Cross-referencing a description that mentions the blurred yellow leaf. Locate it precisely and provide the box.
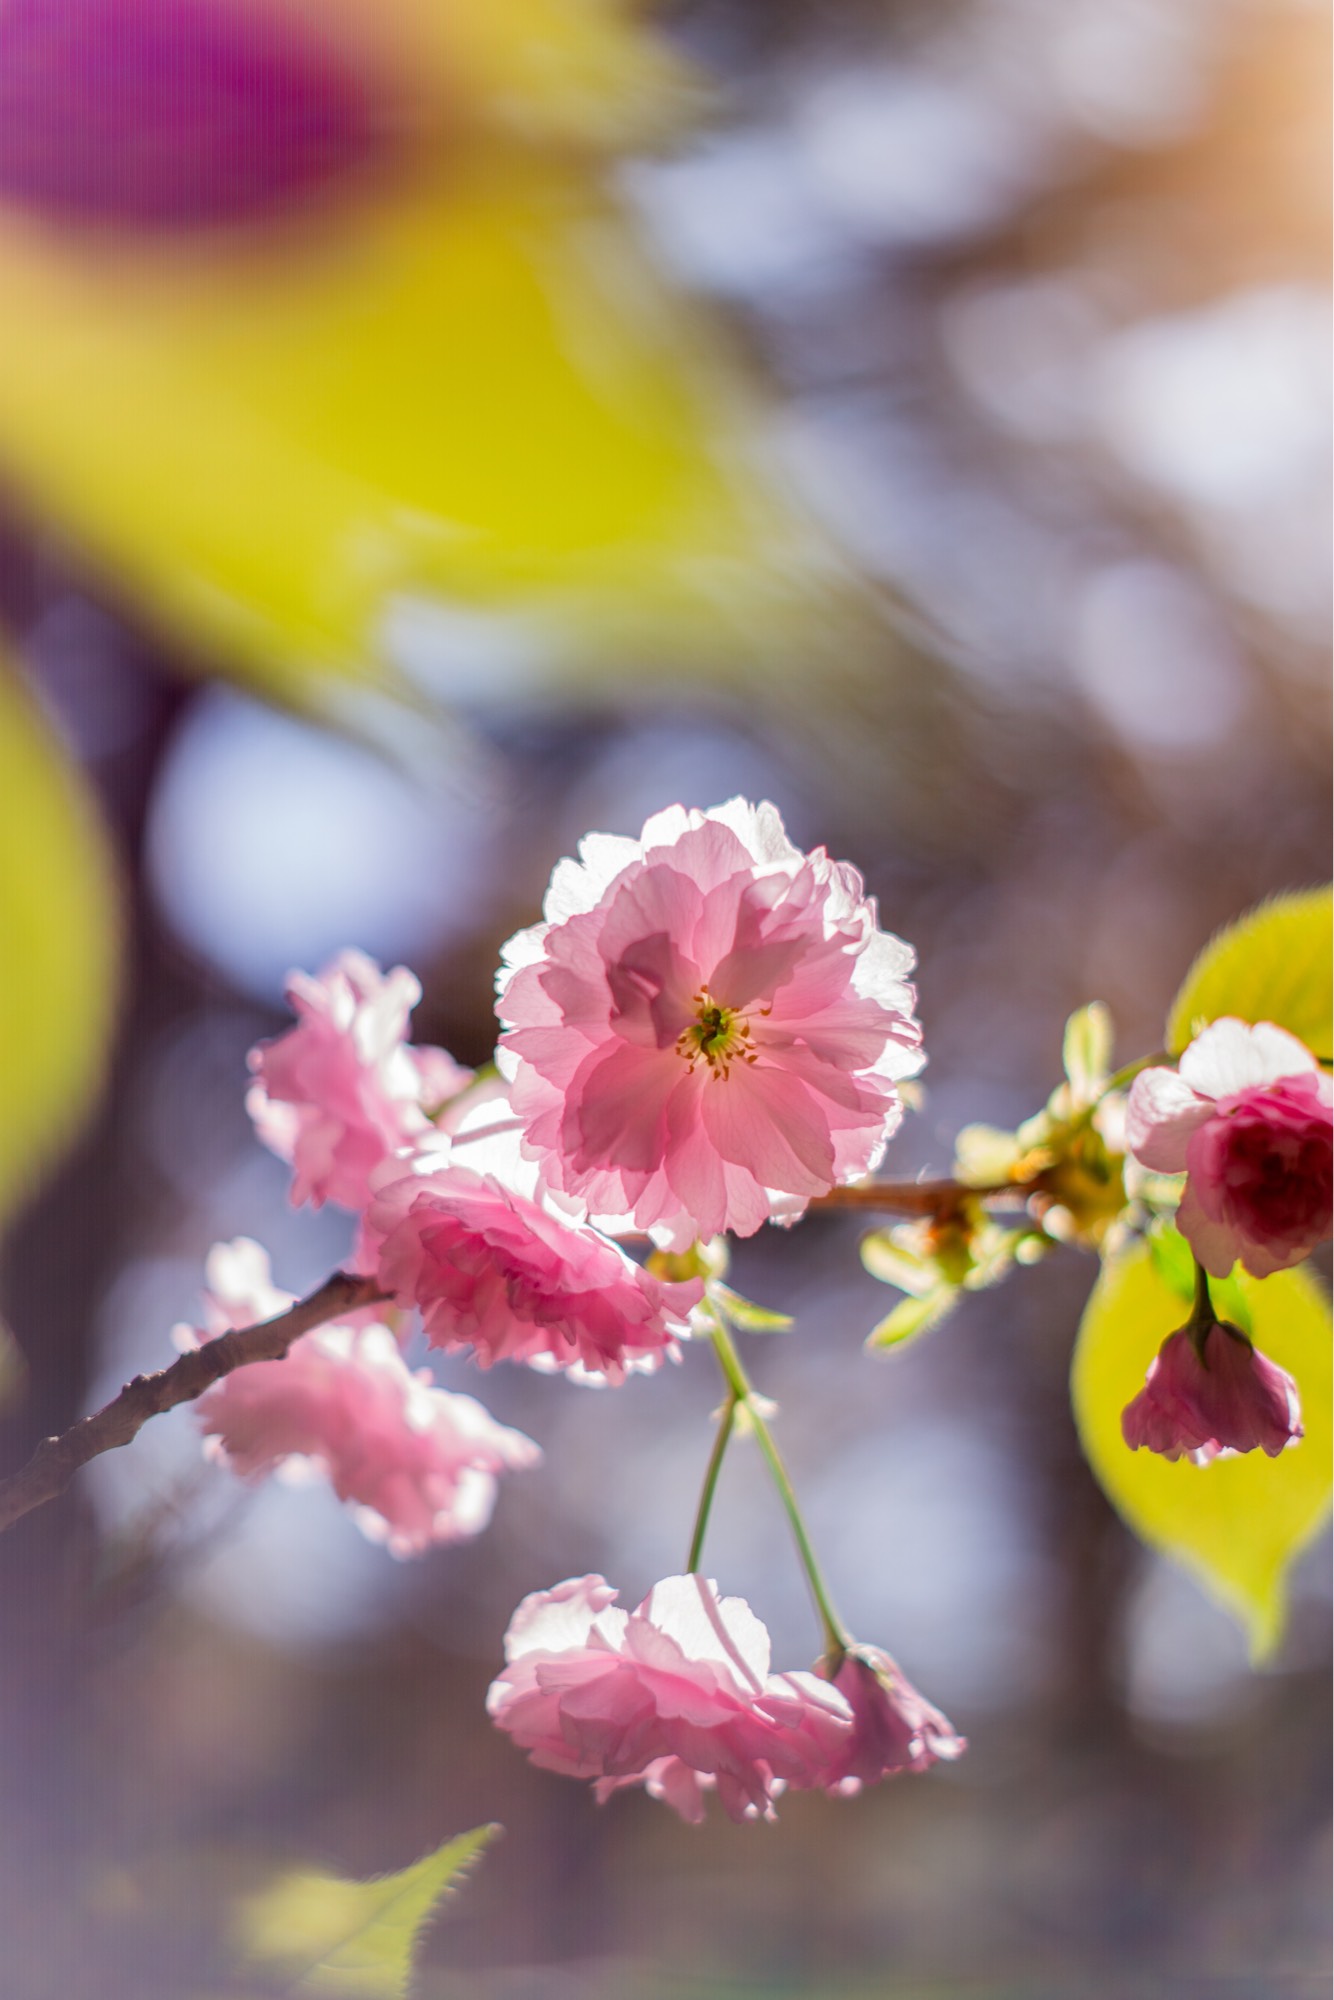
[234,1824,498,1998]
[0,149,803,716]
[1165,886,1333,1058]
[395,0,699,148]
[1071,1240,1332,1660]
[0,651,120,1229]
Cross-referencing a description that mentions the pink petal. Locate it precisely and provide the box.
[1125,1066,1213,1171]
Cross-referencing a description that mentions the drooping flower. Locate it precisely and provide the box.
[177,1238,539,1555]
[1126,1018,1333,1277]
[486,1573,855,1823]
[1121,1318,1302,1464]
[247,949,471,1212]
[496,799,923,1245]
[819,1646,965,1793]
[356,1103,702,1381]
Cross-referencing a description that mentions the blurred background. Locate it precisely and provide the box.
[0,0,1328,1994]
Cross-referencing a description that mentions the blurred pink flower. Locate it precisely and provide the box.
[0,0,389,231]
[1127,1018,1332,1277]
[247,948,471,1212]
[496,800,922,1246]
[486,1573,854,1823]
[356,1111,701,1382]
[177,1239,539,1555]
[821,1647,965,1793]
[1121,1320,1302,1464]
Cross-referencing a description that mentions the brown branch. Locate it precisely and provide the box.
[809,1176,1040,1217]
[0,1271,388,1537]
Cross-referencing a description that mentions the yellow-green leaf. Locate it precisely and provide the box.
[866,1287,960,1352]
[1071,1242,1332,1660]
[1165,886,1333,1058]
[234,1825,498,1998]
[860,1231,936,1297]
[1062,1001,1113,1105]
[0,150,815,718]
[0,652,120,1230]
[708,1283,794,1332]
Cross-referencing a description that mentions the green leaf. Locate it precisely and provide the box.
[1165,886,1333,1058]
[708,1283,793,1332]
[0,652,121,1232]
[1071,1242,1331,1660]
[1062,1001,1113,1105]
[866,1287,960,1352]
[859,1232,937,1297]
[233,1825,498,1998]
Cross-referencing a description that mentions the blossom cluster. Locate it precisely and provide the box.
[170,800,956,1819]
[161,798,1329,1819]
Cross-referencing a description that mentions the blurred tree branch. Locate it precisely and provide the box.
[0,1271,387,1535]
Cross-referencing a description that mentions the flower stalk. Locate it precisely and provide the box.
[701,1299,850,1660]
[684,1386,739,1575]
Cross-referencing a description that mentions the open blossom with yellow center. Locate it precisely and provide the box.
[496,798,924,1245]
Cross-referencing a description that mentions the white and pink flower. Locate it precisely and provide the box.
[356,1109,702,1382]
[486,1573,854,1823]
[1127,1018,1332,1278]
[247,948,471,1213]
[177,1239,539,1555]
[1121,1318,1302,1464]
[495,800,923,1246]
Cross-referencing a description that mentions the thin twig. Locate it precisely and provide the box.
[0,1271,388,1536]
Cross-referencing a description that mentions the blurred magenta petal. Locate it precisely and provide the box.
[0,0,388,230]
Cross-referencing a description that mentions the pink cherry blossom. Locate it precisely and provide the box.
[356,1110,702,1383]
[486,1573,854,1823]
[247,949,472,1213]
[1126,1018,1333,1277]
[820,1647,965,1793]
[1121,1320,1302,1464]
[495,800,923,1246]
[177,1239,539,1555]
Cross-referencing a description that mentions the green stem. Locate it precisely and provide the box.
[703,1300,850,1658]
[685,1389,739,1574]
[1193,1258,1212,1321]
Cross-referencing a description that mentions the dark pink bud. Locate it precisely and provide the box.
[823,1647,964,1791]
[1121,1320,1302,1464]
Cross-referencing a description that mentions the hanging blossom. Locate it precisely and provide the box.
[175,1239,540,1555]
[1127,1018,1333,1278]
[247,948,472,1212]
[486,1573,961,1823]
[496,799,923,1246]
[821,1646,965,1794]
[1122,1317,1302,1465]
[356,1103,702,1383]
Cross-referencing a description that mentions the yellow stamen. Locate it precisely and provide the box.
[675,987,758,1079]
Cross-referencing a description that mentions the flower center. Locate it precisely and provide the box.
[675,988,758,1079]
